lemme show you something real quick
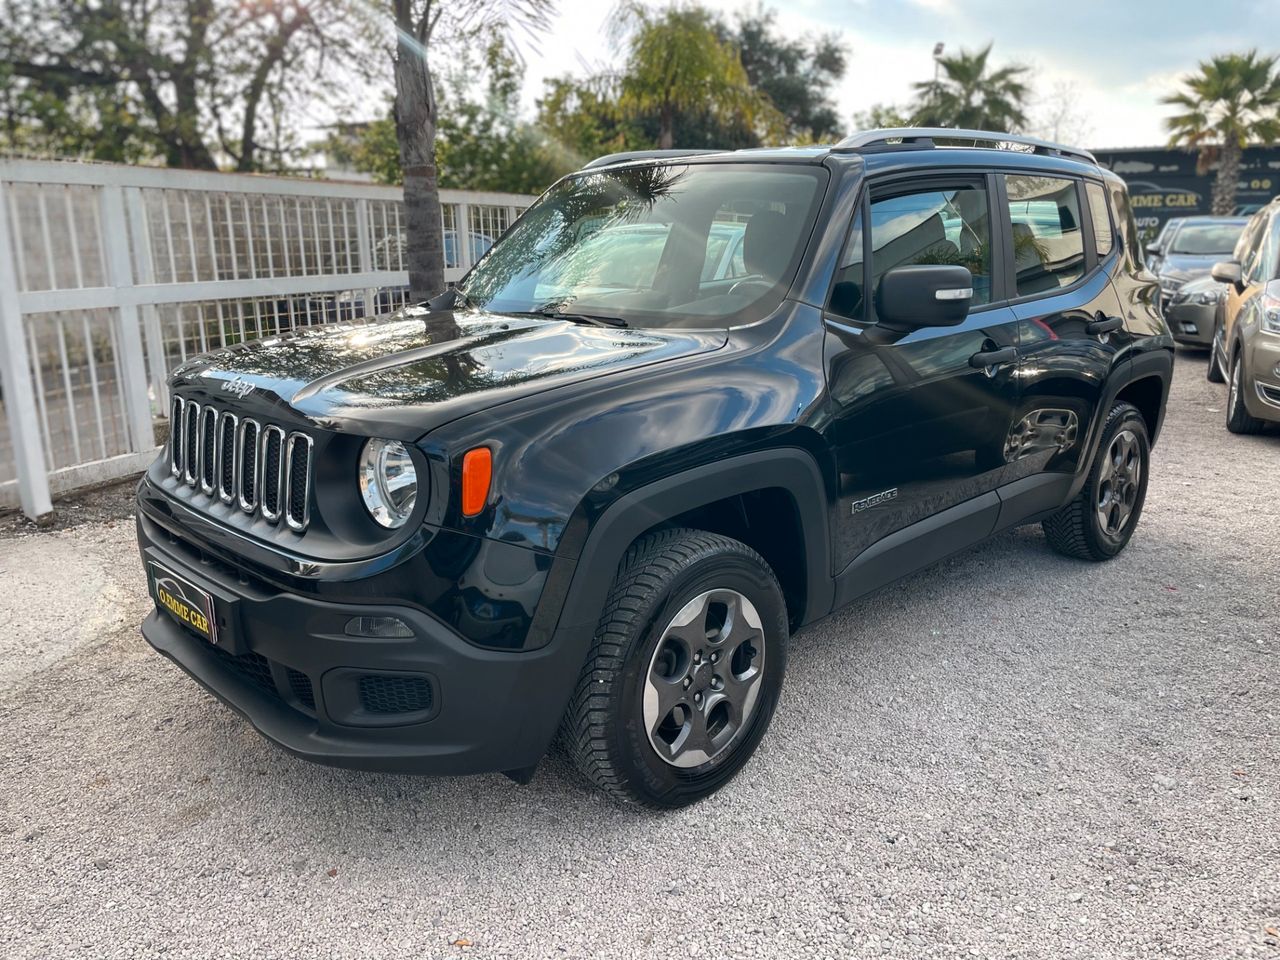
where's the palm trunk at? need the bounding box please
[1211,139,1241,216]
[394,34,446,303]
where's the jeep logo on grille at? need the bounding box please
[220,376,255,400]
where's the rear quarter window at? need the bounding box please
[1085,182,1114,258]
[1107,182,1143,270]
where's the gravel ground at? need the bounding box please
[1,351,1277,959]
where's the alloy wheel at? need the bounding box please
[1096,428,1142,540]
[643,589,766,769]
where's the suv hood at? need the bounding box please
[170,308,728,440]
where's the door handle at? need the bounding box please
[1087,315,1123,335]
[969,346,1017,368]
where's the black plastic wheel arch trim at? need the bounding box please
[545,448,835,643]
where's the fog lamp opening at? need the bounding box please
[344,616,414,639]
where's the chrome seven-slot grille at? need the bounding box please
[168,395,313,532]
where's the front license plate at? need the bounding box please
[149,561,218,644]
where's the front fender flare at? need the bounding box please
[532,447,834,663]
[557,447,834,635]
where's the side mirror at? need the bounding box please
[1211,260,1242,285]
[1145,242,1161,256]
[875,264,973,331]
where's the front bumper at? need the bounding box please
[136,509,589,776]
[1243,331,1280,424]
[1165,301,1215,346]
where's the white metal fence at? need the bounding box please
[0,159,533,519]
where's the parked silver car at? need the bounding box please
[1151,216,1248,314]
[1164,274,1225,346]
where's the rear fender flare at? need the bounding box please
[1068,348,1170,501]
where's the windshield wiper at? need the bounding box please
[523,308,629,328]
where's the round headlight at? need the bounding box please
[359,439,419,528]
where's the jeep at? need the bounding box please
[135,128,1173,808]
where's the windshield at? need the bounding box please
[460,163,827,328]
[1170,221,1245,255]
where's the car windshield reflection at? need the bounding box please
[460,162,827,330]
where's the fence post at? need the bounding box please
[355,198,374,316]
[456,202,473,275]
[98,184,157,454]
[124,186,168,411]
[0,179,53,521]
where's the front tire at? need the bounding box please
[561,528,788,808]
[1226,348,1266,435]
[1042,402,1150,561]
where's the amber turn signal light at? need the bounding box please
[461,447,492,517]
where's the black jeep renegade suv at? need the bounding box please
[136,129,1173,808]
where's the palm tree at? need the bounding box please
[1163,51,1280,215]
[910,43,1031,132]
[610,1,778,150]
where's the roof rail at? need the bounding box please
[581,149,722,170]
[835,128,1096,165]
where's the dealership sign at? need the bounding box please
[1092,146,1280,241]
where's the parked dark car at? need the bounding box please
[1206,196,1280,433]
[1150,216,1248,313]
[135,129,1173,808]
[1164,274,1226,346]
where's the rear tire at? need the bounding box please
[1042,402,1150,562]
[1226,348,1266,435]
[1206,318,1226,383]
[561,528,788,808]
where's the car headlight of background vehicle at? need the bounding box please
[358,438,419,528]
[1173,287,1222,306]
[1261,301,1280,335]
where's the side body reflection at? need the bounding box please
[823,178,1021,568]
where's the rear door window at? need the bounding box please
[1004,175,1086,296]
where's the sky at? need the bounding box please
[514,0,1280,149]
